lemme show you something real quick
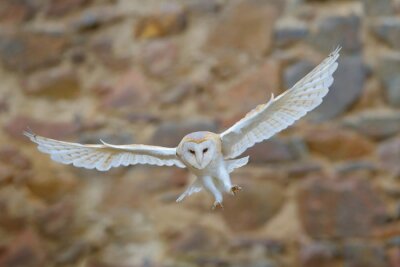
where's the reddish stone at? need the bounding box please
[151,120,218,147]
[0,229,46,267]
[0,146,32,170]
[46,0,89,16]
[4,116,79,140]
[141,39,179,78]
[0,31,68,72]
[388,248,400,267]
[221,179,285,232]
[0,0,36,24]
[36,201,75,239]
[135,5,187,39]
[303,126,374,160]
[298,176,386,238]
[218,60,281,117]
[22,66,80,99]
[102,70,152,109]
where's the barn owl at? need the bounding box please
[25,48,340,209]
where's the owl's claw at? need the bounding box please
[231,185,242,196]
[212,201,223,210]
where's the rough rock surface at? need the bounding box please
[0,0,398,266]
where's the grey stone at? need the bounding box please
[342,110,400,140]
[343,243,388,267]
[377,53,400,107]
[373,18,400,50]
[283,60,315,89]
[362,0,393,16]
[310,15,362,54]
[274,20,309,47]
[377,136,400,177]
[310,55,366,121]
[301,242,339,267]
[335,161,378,175]
[151,119,219,147]
[247,137,301,164]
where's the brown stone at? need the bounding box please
[0,229,46,267]
[298,176,386,238]
[4,116,79,140]
[102,69,152,109]
[205,0,278,58]
[303,126,374,161]
[22,66,80,99]
[91,39,131,71]
[46,0,89,17]
[171,225,227,254]
[0,0,36,25]
[221,179,285,232]
[0,31,68,72]
[135,5,187,39]
[378,136,400,177]
[0,98,9,113]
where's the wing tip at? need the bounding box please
[331,46,341,59]
[23,127,36,140]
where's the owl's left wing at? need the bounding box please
[220,47,340,159]
[25,131,186,171]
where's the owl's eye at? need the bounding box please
[203,148,208,153]
[189,149,195,154]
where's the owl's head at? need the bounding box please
[177,131,220,169]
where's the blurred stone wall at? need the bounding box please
[0,0,400,266]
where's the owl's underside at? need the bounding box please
[25,48,340,209]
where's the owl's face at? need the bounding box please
[177,132,220,169]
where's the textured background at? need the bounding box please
[0,0,400,266]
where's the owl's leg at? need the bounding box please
[201,176,223,209]
[217,168,241,196]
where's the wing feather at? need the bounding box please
[25,131,186,171]
[220,47,341,159]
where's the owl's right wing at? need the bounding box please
[24,131,186,171]
[220,47,340,159]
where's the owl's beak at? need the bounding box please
[195,154,203,168]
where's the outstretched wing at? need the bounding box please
[25,131,185,171]
[220,47,340,159]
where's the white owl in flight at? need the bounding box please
[25,48,340,209]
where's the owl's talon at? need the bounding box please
[231,185,242,196]
[212,201,223,210]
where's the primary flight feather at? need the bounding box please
[25,48,340,209]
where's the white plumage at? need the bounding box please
[25,48,340,209]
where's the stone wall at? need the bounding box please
[0,0,399,266]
